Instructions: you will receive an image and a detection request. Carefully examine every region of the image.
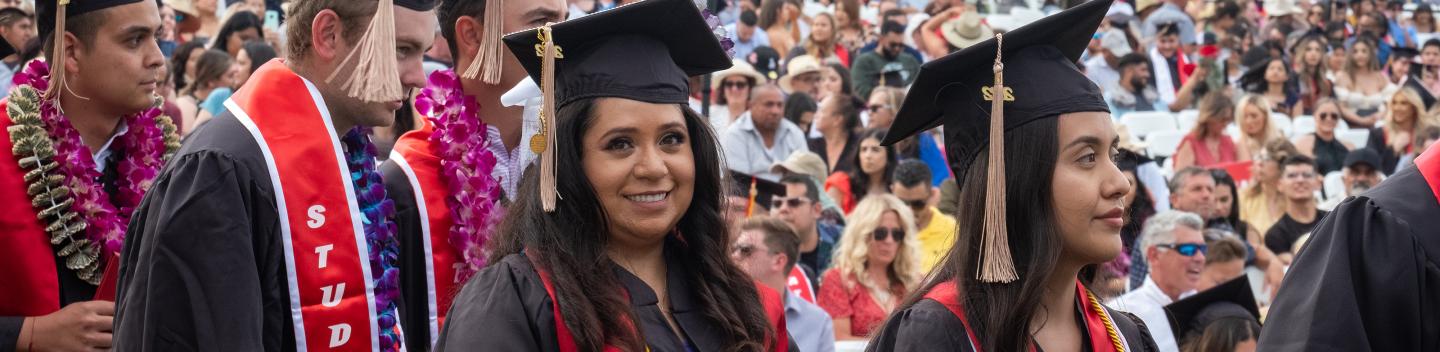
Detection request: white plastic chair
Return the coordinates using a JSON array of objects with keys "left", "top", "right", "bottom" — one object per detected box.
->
[
  {"left": 1177, "top": 110, "right": 1200, "bottom": 131},
  {"left": 1146, "top": 130, "right": 1187, "bottom": 158},
  {"left": 1121, "top": 111, "right": 1179, "bottom": 140},
  {"left": 1323, "top": 171, "right": 1345, "bottom": 200},
  {"left": 1271, "top": 113, "right": 1293, "bottom": 138},
  {"left": 1291, "top": 116, "right": 1317, "bottom": 137},
  {"left": 1338, "top": 129, "right": 1371, "bottom": 149}
]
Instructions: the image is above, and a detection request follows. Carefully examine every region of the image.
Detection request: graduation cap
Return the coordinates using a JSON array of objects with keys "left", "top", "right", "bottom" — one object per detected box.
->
[
  {"left": 880, "top": 0, "right": 1112, "bottom": 282},
  {"left": 320, "top": 0, "right": 438, "bottom": 103},
  {"left": 35, "top": 0, "right": 146, "bottom": 99},
  {"left": 1164, "top": 276, "right": 1262, "bottom": 344},
  {"left": 728, "top": 171, "right": 785, "bottom": 217},
  {"left": 502, "top": 0, "right": 732, "bottom": 212}
]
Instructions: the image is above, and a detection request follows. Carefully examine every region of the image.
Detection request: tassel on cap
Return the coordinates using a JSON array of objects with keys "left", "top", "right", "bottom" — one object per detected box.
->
[
  {"left": 536, "top": 23, "right": 562, "bottom": 212},
  {"left": 325, "top": 0, "right": 405, "bottom": 103},
  {"left": 978, "top": 33, "right": 1017, "bottom": 283},
  {"left": 460, "top": 0, "right": 504, "bottom": 84},
  {"left": 43, "top": 0, "right": 69, "bottom": 100}
]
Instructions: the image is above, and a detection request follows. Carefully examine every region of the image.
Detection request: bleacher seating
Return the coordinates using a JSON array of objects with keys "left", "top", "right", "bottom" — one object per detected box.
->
[
  {"left": 1338, "top": 129, "right": 1371, "bottom": 149},
  {"left": 1291, "top": 116, "right": 1316, "bottom": 138},
  {"left": 1177, "top": 110, "right": 1199, "bottom": 131},
  {"left": 1121, "top": 111, "right": 1178, "bottom": 140},
  {"left": 1146, "top": 130, "right": 1187, "bottom": 158}
]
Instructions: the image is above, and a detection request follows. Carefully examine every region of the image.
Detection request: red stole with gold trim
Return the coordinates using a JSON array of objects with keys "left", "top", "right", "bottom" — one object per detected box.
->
[{"left": 226, "top": 60, "right": 393, "bottom": 351}]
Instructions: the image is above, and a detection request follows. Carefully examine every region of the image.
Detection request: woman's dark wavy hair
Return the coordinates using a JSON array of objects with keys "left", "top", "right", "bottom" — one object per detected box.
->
[
  {"left": 211, "top": 11, "right": 262, "bottom": 55},
  {"left": 849, "top": 128, "right": 896, "bottom": 201},
  {"left": 1211, "top": 169, "right": 1244, "bottom": 231},
  {"left": 876, "top": 117, "right": 1063, "bottom": 352},
  {"left": 170, "top": 41, "right": 208, "bottom": 93},
  {"left": 1116, "top": 149, "right": 1156, "bottom": 251},
  {"left": 240, "top": 40, "right": 278, "bottom": 75},
  {"left": 488, "top": 98, "right": 774, "bottom": 351}
]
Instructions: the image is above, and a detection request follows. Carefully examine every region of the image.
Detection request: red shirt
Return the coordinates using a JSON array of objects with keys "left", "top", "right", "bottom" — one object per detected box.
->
[{"left": 817, "top": 269, "right": 893, "bottom": 337}]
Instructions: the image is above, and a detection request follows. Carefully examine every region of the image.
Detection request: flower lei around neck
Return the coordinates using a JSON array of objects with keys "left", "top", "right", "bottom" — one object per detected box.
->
[
  {"left": 413, "top": 69, "right": 505, "bottom": 281},
  {"left": 7, "top": 60, "right": 180, "bottom": 285},
  {"left": 340, "top": 128, "right": 402, "bottom": 351}
]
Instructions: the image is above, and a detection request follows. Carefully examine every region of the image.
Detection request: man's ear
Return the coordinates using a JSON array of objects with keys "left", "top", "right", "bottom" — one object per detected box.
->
[
  {"left": 309, "top": 9, "right": 345, "bottom": 61},
  {"left": 453, "top": 15, "right": 482, "bottom": 63},
  {"left": 772, "top": 253, "right": 789, "bottom": 273}
]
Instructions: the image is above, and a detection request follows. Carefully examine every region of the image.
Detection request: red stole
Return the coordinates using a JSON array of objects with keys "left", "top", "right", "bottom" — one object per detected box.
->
[
  {"left": 227, "top": 60, "right": 390, "bottom": 351},
  {"left": 1416, "top": 143, "right": 1440, "bottom": 205},
  {"left": 387, "top": 121, "right": 463, "bottom": 344},
  {"left": 529, "top": 254, "right": 789, "bottom": 352},
  {"left": 0, "top": 101, "right": 62, "bottom": 315},
  {"left": 786, "top": 266, "right": 815, "bottom": 303},
  {"left": 923, "top": 280, "right": 1128, "bottom": 352}
]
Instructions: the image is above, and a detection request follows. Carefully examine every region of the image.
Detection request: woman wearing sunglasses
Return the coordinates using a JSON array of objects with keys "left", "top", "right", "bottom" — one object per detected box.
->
[
  {"left": 817, "top": 194, "right": 923, "bottom": 341},
  {"left": 1294, "top": 98, "right": 1356, "bottom": 175}
]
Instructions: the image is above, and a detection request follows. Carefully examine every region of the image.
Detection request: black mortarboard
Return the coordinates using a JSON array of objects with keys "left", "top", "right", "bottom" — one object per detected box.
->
[
  {"left": 1392, "top": 47, "right": 1420, "bottom": 61},
  {"left": 728, "top": 171, "right": 786, "bottom": 214},
  {"left": 395, "top": 0, "right": 438, "bottom": 11},
  {"left": 503, "top": 0, "right": 733, "bottom": 211},
  {"left": 1404, "top": 79, "right": 1438, "bottom": 110},
  {"left": 879, "top": 0, "right": 1112, "bottom": 282},
  {"left": 36, "top": 0, "right": 146, "bottom": 45},
  {"left": 1164, "top": 277, "right": 1262, "bottom": 344}
]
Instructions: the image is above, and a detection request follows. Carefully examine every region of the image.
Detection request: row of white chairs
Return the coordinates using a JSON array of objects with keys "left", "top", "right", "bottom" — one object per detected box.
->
[{"left": 1124, "top": 110, "right": 1370, "bottom": 158}]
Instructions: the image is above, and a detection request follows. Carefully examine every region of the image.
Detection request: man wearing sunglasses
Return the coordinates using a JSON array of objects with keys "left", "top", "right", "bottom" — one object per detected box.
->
[
  {"left": 773, "top": 174, "right": 842, "bottom": 279},
  {"left": 889, "top": 160, "right": 955, "bottom": 271},
  {"left": 1109, "top": 211, "right": 1207, "bottom": 352},
  {"left": 1264, "top": 155, "right": 1328, "bottom": 264},
  {"left": 730, "top": 217, "right": 836, "bottom": 352}
]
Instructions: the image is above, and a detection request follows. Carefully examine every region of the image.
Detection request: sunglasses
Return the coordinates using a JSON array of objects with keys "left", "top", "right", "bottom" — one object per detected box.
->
[
  {"left": 868, "top": 104, "right": 892, "bottom": 113},
  {"left": 901, "top": 199, "right": 926, "bottom": 212},
  {"left": 1157, "top": 243, "right": 1207, "bottom": 257},
  {"left": 1317, "top": 112, "right": 1340, "bottom": 120},
  {"left": 872, "top": 227, "right": 906, "bottom": 242},
  {"left": 722, "top": 81, "right": 751, "bottom": 89},
  {"left": 771, "top": 197, "right": 810, "bottom": 209}
]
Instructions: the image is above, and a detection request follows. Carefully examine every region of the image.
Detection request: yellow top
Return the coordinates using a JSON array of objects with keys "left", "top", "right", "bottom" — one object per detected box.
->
[
  {"left": 1239, "top": 189, "right": 1280, "bottom": 236},
  {"left": 916, "top": 207, "right": 958, "bottom": 271}
]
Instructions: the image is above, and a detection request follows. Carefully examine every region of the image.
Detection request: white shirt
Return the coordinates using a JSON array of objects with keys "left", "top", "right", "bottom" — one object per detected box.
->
[
  {"left": 1108, "top": 277, "right": 1194, "bottom": 352},
  {"left": 93, "top": 120, "right": 130, "bottom": 173},
  {"left": 720, "top": 112, "right": 809, "bottom": 181}
]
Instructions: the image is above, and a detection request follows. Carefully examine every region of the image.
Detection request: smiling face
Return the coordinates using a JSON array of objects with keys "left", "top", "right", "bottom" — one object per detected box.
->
[
  {"left": 583, "top": 98, "right": 697, "bottom": 245},
  {"left": 1315, "top": 101, "right": 1342, "bottom": 135},
  {"left": 1052, "top": 112, "right": 1131, "bottom": 265},
  {"left": 1148, "top": 225, "right": 1206, "bottom": 295},
  {"left": 1280, "top": 163, "right": 1318, "bottom": 201}
]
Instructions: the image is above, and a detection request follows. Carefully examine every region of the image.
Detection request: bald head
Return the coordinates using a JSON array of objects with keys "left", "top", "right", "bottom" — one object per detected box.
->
[{"left": 749, "top": 84, "right": 785, "bottom": 133}]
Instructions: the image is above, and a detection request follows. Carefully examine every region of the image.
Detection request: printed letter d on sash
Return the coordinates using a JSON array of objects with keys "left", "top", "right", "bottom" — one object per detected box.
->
[{"left": 329, "top": 324, "right": 353, "bottom": 348}]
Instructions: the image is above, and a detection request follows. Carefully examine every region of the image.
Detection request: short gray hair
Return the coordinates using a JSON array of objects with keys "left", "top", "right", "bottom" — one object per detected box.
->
[
  {"left": 1169, "top": 167, "right": 1212, "bottom": 194},
  {"left": 1138, "top": 210, "right": 1206, "bottom": 262}
]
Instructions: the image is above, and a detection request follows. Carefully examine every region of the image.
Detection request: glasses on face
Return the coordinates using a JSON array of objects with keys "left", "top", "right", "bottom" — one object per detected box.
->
[
  {"left": 1284, "top": 171, "right": 1317, "bottom": 179},
  {"left": 900, "top": 199, "right": 926, "bottom": 212},
  {"left": 1317, "top": 112, "right": 1341, "bottom": 120},
  {"left": 1157, "top": 243, "right": 1207, "bottom": 256},
  {"left": 771, "top": 197, "right": 810, "bottom": 209},
  {"left": 722, "top": 80, "right": 751, "bottom": 90},
  {"left": 733, "top": 244, "right": 757, "bottom": 257},
  {"left": 872, "top": 227, "right": 906, "bottom": 242}
]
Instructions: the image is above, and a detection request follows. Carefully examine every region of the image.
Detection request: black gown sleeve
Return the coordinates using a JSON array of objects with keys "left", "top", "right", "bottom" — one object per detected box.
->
[
  {"left": 434, "top": 254, "right": 558, "bottom": 352},
  {"left": 379, "top": 160, "right": 431, "bottom": 352},
  {"left": 114, "top": 151, "right": 285, "bottom": 352},
  {"left": 0, "top": 316, "right": 20, "bottom": 352},
  {"left": 865, "top": 300, "right": 971, "bottom": 352},
  {"left": 1258, "top": 189, "right": 1440, "bottom": 351}
]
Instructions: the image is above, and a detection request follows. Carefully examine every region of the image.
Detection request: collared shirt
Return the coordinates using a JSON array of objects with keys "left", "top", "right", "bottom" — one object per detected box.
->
[
  {"left": 1109, "top": 277, "right": 1195, "bottom": 352},
  {"left": 720, "top": 112, "right": 809, "bottom": 181},
  {"left": 489, "top": 78, "right": 544, "bottom": 198},
  {"left": 915, "top": 207, "right": 957, "bottom": 271},
  {"left": 784, "top": 290, "right": 836, "bottom": 352},
  {"left": 724, "top": 23, "right": 770, "bottom": 61},
  {"left": 94, "top": 120, "right": 130, "bottom": 173}
]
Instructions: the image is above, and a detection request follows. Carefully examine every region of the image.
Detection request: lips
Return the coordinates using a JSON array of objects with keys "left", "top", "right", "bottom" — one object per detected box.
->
[
  {"left": 1096, "top": 207, "right": 1125, "bottom": 228},
  {"left": 625, "top": 192, "right": 669, "bottom": 203}
]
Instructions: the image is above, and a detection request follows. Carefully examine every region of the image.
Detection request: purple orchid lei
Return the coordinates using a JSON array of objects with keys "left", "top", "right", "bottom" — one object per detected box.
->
[
  {"left": 340, "top": 128, "right": 402, "bottom": 351},
  {"left": 413, "top": 69, "right": 505, "bottom": 282},
  {"left": 12, "top": 60, "right": 171, "bottom": 256},
  {"left": 702, "top": 9, "right": 736, "bottom": 58}
]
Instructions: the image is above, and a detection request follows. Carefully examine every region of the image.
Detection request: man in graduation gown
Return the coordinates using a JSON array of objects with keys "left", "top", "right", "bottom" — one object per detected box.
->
[
  {"left": 379, "top": 0, "right": 566, "bottom": 349},
  {"left": 0, "top": 1, "right": 176, "bottom": 351},
  {"left": 112, "top": 1, "right": 437, "bottom": 351},
  {"left": 1257, "top": 143, "right": 1440, "bottom": 350}
]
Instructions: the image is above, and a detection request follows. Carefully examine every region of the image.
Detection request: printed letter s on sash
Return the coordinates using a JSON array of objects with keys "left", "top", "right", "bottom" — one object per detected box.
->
[{"left": 308, "top": 205, "right": 327, "bottom": 228}]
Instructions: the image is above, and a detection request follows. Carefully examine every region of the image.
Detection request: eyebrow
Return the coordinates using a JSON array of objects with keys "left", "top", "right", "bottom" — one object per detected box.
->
[
  {"left": 1063, "top": 135, "right": 1104, "bottom": 151},
  {"left": 598, "top": 121, "right": 687, "bottom": 140},
  {"left": 526, "top": 8, "right": 567, "bottom": 23},
  {"left": 117, "top": 25, "right": 156, "bottom": 37}
]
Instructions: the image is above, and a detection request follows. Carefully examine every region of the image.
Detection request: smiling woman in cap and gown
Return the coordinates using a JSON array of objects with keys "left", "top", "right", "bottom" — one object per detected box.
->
[
  {"left": 433, "top": 0, "right": 791, "bottom": 351},
  {"left": 865, "top": 1, "right": 1159, "bottom": 351}
]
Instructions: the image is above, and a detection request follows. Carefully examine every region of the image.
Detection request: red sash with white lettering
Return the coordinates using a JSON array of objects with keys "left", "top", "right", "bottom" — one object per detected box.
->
[
  {"left": 1416, "top": 142, "right": 1440, "bottom": 206},
  {"left": 786, "top": 266, "right": 815, "bottom": 303},
  {"left": 387, "top": 122, "right": 462, "bottom": 343},
  {"left": 226, "top": 60, "right": 387, "bottom": 351}
]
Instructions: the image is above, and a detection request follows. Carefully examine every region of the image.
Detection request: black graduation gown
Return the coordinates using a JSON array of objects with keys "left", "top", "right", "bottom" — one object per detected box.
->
[
  {"left": 867, "top": 297, "right": 1160, "bottom": 352},
  {"left": 435, "top": 251, "right": 796, "bottom": 352},
  {"left": 1256, "top": 163, "right": 1440, "bottom": 351},
  {"left": 113, "top": 112, "right": 297, "bottom": 351}
]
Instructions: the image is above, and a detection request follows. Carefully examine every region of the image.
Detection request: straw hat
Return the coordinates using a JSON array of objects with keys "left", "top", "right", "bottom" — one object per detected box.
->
[
  {"left": 1264, "top": 0, "right": 1301, "bottom": 17},
  {"left": 940, "top": 12, "right": 993, "bottom": 50},
  {"left": 710, "top": 59, "right": 768, "bottom": 91},
  {"left": 778, "top": 55, "right": 824, "bottom": 93}
]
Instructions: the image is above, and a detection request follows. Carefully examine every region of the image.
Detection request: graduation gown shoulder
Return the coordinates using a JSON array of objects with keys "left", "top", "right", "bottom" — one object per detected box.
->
[
  {"left": 114, "top": 112, "right": 295, "bottom": 351},
  {"left": 1257, "top": 165, "right": 1440, "bottom": 351},
  {"left": 866, "top": 297, "right": 1160, "bottom": 352},
  {"left": 433, "top": 253, "right": 560, "bottom": 352}
]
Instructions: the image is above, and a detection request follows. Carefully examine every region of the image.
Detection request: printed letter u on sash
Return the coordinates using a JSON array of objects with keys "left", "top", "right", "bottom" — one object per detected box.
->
[{"left": 228, "top": 60, "right": 389, "bottom": 351}]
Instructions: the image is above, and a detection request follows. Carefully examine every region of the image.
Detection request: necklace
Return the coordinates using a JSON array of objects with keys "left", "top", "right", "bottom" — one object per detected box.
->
[
  {"left": 413, "top": 69, "right": 506, "bottom": 282},
  {"left": 7, "top": 60, "right": 180, "bottom": 284},
  {"left": 340, "top": 128, "right": 402, "bottom": 351}
]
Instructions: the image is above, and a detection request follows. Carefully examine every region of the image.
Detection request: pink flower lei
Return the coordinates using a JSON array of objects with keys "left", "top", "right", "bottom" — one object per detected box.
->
[
  {"left": 10, "top": 60, "right": 177, "bottom": 261},
  {"left": 413, "top": 69, "right": 505, "bottom": 281}
]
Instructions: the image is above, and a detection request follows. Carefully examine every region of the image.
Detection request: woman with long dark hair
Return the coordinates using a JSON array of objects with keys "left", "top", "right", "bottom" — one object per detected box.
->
[
  {"left": 867, "top": 1, "right": 1158, "bottom": 350},
  {"left": 1292, "top": 34, "right": 1333, "bottom": 115},
  {"left": 825, "top": 128, "right": 896, "bottom": 214},
  {"left": 436, "top": 1, "right": 788, "bottom": 350},
  {"left": 209, "top": 10, "right": 263, "bottom": 57},
  {"left": 809, "top": 94, "right": 862, "bottom": 173}
]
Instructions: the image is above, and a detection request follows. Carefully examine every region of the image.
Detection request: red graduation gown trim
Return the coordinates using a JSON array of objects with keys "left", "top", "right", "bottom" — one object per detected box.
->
[
  {"left": 1416, "top": 143, "right": 1440, "bottom": 206},
  {"left": 0, "top": 102, "right": 60, "bottom": 316},
  {"left": 528, "top": 253, "right": 790, "bottom": 352},
  {"left": 923, "top": 280, "right": 1129, "bottom": 352},
  {"left": 387, "top": 122, "right": 462, "bottom": 345},
  {"left": 226, "top": 60, "right": 387, "bottom": 351}
]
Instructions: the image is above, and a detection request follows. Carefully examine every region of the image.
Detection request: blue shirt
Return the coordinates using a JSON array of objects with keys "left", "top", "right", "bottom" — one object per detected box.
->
[
  {"left": 725, "top": 23, "right": 770, "bottom": 61},
  {"left": 784, "top": 290, "right": 836, "bottom": 352},
  {"left": 201, "top": 88, "right": 234, "bottom": 117}
]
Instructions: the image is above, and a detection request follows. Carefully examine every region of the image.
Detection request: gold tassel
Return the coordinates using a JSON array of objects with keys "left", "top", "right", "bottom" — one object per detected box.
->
[
  {"left": 325, "top": 0, "right": 404, "bottom": 103},
  {"left": 978, "top": 33, "right": 1017, "bottom": 283},
  {"left": 42, "top": 0, "right": 68, "bottom": 100},
  {"left": 460, "top": 0, "right": 504, "bottom": 84},
  {"left": 536, "top": 24, "right": 561, "bottom": 212}
]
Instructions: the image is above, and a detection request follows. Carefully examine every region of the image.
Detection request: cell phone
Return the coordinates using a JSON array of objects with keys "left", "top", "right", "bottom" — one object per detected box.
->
[{"left": 264, "top": 10, "right": 280, "bottom": 31}]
